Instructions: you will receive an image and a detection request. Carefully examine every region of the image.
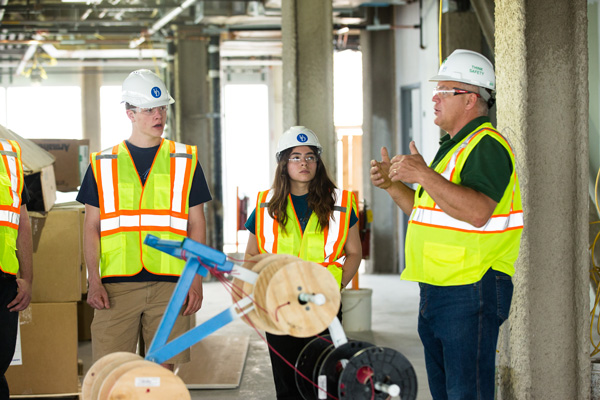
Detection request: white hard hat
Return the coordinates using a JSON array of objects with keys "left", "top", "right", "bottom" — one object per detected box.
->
[
  {"left": 430, "top": 49, "right": 495, "bottom": 94},
  {"left": 121, "top": 69, "right": 175, "bottom": 108},
  {"left": 276, "top": 126, "right": 322, "bottom": 160}
]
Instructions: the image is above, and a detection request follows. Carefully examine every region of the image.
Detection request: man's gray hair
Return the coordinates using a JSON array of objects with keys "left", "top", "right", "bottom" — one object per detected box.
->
[{"left": 461, "top": 83, "right": 490, "bottom": 116}]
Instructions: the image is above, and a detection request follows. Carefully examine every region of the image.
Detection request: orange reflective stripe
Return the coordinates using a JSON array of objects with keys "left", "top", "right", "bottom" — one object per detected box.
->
[{"left": 328, "top": 191, "right": 349, "bottom": 263}]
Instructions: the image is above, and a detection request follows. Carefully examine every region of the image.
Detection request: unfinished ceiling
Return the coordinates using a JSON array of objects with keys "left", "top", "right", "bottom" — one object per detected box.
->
[{"left": 0, "top": 0, "right": 407, "bottom": 78}]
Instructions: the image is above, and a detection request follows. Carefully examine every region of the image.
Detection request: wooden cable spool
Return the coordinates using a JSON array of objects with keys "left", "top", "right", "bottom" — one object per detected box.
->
[
  {"left": 98, "top": 359, "right": 190, "bottom": 400},
  {"left": 82, "top": 352, "right": 143, "bottom": 400},
  {"left": 231, "top": 253, "right": 297, "bottom": 335},
  {"left": 264, "top": 260, "right": 341, "bottom": 337}
]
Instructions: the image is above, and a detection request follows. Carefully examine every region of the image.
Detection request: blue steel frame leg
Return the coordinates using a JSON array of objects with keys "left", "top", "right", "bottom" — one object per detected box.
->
[
  {"left": 143, "top": 234, "right": 252, "bottom": 365},
  {"left": 145, "top": 297, "right": 253, "bottom": 364},
  {"left": 146, "top": 257, "right": 201, "bottom": 359}
]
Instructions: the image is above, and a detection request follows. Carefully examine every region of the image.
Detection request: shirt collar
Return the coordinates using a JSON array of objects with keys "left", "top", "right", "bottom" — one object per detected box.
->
[{"left": 439, "top": 116, "right": 490, "bottom": 146}]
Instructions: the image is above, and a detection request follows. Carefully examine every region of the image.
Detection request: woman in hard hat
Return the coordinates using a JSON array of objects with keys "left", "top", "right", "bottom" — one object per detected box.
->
[{"left": 244, "top": 126, "right": 362, "bottom": 399}]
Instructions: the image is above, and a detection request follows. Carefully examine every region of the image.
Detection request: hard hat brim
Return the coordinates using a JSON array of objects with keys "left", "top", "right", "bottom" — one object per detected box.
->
[{"left": 429, "top": 74, "right": 495, "bottom": 91}]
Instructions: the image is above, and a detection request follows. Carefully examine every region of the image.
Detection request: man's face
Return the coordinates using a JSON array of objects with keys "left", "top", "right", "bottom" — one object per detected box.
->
[
  {"left": 127, "top": 106, "right": 167, "bottom": 139},
  {"left": 431, "top": 81, "right": 472, "bottom": 133}
]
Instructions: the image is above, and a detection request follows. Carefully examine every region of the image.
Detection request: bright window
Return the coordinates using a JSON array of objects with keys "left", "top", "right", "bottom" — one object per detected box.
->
[
  {"left": 100, "top": 86, "right": 131, "bottom": 150},
  {"left": 5, "top": 86, "right": 82, "bottom": 139},
  {"left": 222, "top": 84, "right": 270, "bottom": 254},
  {"left": 0, "top": 88, "right": 6, "bottom": 127}
]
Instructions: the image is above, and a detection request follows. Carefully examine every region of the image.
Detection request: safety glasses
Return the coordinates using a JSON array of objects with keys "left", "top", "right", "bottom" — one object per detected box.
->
[{"left": 432, "top": 87, "right": 481, "bottom": 99}]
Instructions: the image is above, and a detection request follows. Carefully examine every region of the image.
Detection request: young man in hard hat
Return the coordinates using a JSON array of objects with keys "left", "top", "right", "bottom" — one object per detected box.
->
[
  {"left": 0, "top": 140, "right": 32, "bottom": 400},
  {"left": 371, "top": 49, "right": 524, "bottom": 399},
  {"left": 77, "top": 69, "right": 212, "bottom": 370}
]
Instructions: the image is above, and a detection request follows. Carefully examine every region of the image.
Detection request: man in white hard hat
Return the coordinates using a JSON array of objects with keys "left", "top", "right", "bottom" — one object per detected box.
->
[
  {"left": 77, "top": 69, "right": 212, "bottom": 370},
  {"left": 370, "top": 49, "right": 524, "bottom": 399}
]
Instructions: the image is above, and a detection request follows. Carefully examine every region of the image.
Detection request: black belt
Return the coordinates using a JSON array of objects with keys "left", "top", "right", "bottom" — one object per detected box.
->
[{"left": 0, "top": 271, "right": 16, "bottom": 280}]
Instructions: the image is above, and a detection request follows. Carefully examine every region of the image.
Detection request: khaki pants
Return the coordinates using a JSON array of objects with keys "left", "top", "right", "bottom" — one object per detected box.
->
[{"left": 91, "top": 281, "right": 191, "bottom": 364}]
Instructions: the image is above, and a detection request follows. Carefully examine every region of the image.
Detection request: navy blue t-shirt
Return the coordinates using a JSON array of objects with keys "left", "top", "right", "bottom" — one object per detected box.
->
[{"left": 76, "top": 141, "right": 212, "bottom": 283}]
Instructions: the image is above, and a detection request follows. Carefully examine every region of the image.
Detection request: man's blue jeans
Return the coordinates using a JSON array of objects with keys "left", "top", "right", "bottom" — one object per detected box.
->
[{"left": 418, "top": 268, "right": 513, "bottom": 400}]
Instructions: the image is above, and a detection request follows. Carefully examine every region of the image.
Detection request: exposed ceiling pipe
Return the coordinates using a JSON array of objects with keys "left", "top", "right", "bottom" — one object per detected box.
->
[
  {"left": 130, "top": 0, "right": 199, "bottom": 48},
  {"left": 14, "top": 34, "right": 43, "bottom": 76},
  {"left": 0, "top": 0, "right": 8, "bottom": 22}
]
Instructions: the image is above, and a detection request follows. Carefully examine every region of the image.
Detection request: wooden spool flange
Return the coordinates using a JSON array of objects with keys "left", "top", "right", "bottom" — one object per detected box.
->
[
  {"left": 264, "top": 260, "right": 340, "bottom": 337},
  {"left": 99, "top": 359, "right": 190, "bottom": 400},
  {"left": 231, "top": 253, "right": 297, "bottom": 334},
  {"left": 82, "top": 352, "right": 143, "bottom": 400}
]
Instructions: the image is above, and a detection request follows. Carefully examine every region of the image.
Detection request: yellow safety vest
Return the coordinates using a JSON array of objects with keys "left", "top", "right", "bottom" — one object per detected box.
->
[
  {"left": 255, "top": 188, "right": 356, "bottom": 287},
  {"left": 0, "top": 139, "right": 23, "bottom": 275},
  {"left": 402, "top": 123, "right": 524, "bottom": 286},
  {"left": 91, "top": 139, "right": 196, "bottom": 278}
]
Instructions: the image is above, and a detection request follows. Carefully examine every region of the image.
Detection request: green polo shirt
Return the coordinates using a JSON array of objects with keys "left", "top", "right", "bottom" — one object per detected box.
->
[{"left": 423, "top": 116, "right": 513, "bottom": 203}]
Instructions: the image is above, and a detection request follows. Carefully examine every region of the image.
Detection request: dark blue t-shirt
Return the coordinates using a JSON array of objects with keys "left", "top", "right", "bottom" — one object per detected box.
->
[{"left": 76, "top": 141, "right": 212, "bottom": 283}]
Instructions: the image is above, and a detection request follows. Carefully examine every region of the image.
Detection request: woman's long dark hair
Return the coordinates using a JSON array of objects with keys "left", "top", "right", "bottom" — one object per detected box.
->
[{"left": 268, "top": 146, "right": 337, "bottom": 233}]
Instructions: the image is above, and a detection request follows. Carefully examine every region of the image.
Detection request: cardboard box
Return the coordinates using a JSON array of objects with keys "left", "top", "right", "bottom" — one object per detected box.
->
[
  {"left": 0, "top": 125, "right": 57, "bottom": 212},
  {"left": 77, "top": 297, "right": 93, "bottom": 341},
  {"left": 32, "top": 139, "right": 89, "bottom": 192},
  {"left": 6, "top": 302, "right": 79, "bottom": 395},
  {"left": 30, "top": 207, "right": 82, "bottom": 303},
  {"left": 53, "top": 201, "right": 87, "bottom": 295}
]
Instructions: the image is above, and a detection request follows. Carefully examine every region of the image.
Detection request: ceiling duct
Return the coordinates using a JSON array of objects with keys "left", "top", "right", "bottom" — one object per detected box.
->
[{"left": 129, "top": 0, "right": 199, "bottom": 48}]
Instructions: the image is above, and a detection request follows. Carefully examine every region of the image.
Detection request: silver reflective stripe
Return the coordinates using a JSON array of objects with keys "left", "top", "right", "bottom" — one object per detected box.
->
[
  {"left": 99, "top": 147, "right": 117, "bottom": 214},
  {"left": 170, "top": 153, "right": 193, "bottom": 159},
  {"left": 171, "top": 142, "right": 188, "bottom": 214},
  {"left": 411, "top": 207, "right": 524, "bottom": 232},
  {"left": 170, "top": 216, "right": 188, "bottom": 231},
  {"left": 101, "top": 216, "right": 121, "bottom": 232},
  {"left": 141, "top": 214, "right": 170, "bottom": 227},
  {"left": 324, "top": 189, "right": 345, "bottom": 259},
  {"left": 0, "top": 139, "right": 20, "bottom": 208},
  {"left": 0, "top": 210, "right": 20, "bottom": 225},
  {"left": 260, "top": 191, "right": 276, "bottom": 253},
  {"left": 0, "top": 151, "right": 17, "bottom": 158},
  {"left": 440, "top": 133, "right": 475, "bottom": 180},
  {"left": 101, "top": 214, "right": 187, "bottom": 232}
]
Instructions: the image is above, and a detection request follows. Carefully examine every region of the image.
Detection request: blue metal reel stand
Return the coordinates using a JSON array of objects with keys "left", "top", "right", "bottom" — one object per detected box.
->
[{"left": 143, "top": 234, "right": 257, "bottom": 365}]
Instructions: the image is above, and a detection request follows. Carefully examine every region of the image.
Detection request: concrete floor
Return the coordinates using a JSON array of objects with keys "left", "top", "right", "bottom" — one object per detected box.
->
[{"left": 79, "top": 274, "right": 431, "bottom": 399}]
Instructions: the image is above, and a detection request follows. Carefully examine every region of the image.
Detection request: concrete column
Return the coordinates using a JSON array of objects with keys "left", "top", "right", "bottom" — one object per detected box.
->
[
  {"left": 173, "top": 27, "right": 218, "bottom": 249},
  {"left": 495, "top": 1, "right": 589, "bottom": 399},
  {"left": 81, "top": 67, "right": 102, "bottom": 153},
  {"left": 361, "top": 22, "right": 398, "bottom": 274},
  {"left": 441, "top": 11, "right": 481, "bottom": 59},
  {"left": 281, "top": 0, "right": 335, "bottom": 174}
]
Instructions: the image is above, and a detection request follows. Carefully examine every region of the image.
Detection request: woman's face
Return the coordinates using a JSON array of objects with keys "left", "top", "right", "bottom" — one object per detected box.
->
[{"left": 286, "top": 146, "right": 318, "bottom": 185}]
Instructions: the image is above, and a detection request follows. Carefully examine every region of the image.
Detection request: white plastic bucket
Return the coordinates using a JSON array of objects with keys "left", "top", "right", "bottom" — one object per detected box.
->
[
  {"left": 341, "top": 288, "right": 373, "bottom": 332},
  {"left": 592, "top": 361, "right": 600, "bottom": 400}
]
